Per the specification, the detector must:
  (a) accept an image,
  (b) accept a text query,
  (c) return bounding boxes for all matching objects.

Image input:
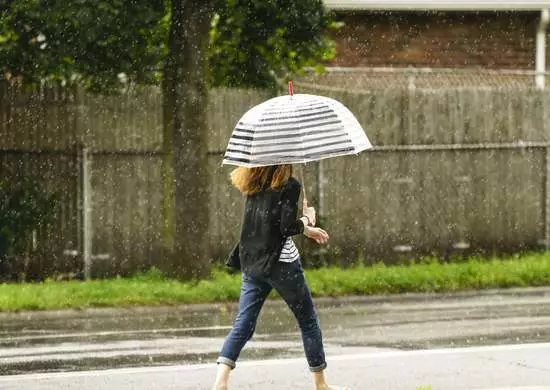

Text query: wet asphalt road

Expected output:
[1,287,550,388]
[1,343,550,390]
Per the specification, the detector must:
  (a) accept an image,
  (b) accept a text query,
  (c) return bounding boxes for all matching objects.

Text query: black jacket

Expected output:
[226,176,304,277]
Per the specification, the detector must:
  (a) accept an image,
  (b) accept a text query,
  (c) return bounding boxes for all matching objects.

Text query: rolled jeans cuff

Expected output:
[216,356,236,370]
[309,362,327,372]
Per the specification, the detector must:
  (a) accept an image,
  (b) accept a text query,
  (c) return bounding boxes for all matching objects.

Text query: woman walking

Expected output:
[212,164,347,390]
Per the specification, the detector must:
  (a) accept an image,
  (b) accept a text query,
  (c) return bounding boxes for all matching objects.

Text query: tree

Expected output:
[162,0,214,277]
[0,0,166,90]
[160,0,336,277]
[1,0,335,90]
[1,0,335,277]
[209,0,336,88]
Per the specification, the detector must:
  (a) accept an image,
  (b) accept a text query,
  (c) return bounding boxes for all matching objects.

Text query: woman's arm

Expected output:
[303,225,329,244]
[279,178,330,244]
[280,180,305,237]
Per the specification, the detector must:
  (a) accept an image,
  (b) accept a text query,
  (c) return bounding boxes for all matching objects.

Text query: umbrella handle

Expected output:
[299,164,307,203]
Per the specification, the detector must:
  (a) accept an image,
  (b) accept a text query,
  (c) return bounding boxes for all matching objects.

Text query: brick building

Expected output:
[319,1,550,88]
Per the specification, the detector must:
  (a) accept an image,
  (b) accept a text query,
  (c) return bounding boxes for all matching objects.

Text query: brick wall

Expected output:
[329,11,549,69]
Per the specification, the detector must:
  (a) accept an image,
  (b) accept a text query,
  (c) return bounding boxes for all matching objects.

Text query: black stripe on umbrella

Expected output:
[241,113,339,128]
[229,133,350,148]
[226,139,353,157]
[235,120,344,133]
[261,103,330,115]
[223,147,357,165]
[236,128,347,142]
[259,108,334,122]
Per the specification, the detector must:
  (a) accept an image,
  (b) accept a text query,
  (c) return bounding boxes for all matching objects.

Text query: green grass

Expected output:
[1,253,550,312]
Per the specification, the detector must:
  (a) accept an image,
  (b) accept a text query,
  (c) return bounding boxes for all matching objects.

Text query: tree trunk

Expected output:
[162,0,214,278]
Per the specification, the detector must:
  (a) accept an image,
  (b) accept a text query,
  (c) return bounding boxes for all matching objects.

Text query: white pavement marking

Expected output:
[0,342,548,382]
[477,388,550,390]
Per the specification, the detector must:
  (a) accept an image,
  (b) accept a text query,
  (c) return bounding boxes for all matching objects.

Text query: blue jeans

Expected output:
[217,259,327,372]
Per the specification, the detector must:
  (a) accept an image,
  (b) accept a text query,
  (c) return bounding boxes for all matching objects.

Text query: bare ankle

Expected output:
[312,371,327,389]
[212,363,231,390]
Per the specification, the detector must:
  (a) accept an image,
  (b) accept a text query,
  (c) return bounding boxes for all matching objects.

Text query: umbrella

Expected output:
[222,81,372,168]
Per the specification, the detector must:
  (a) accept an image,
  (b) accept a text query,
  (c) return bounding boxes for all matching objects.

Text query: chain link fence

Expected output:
[297,67,550,90]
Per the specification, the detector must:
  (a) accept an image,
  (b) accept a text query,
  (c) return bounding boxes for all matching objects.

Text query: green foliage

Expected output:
[209,0,337,88]
[304,254,550,296]
[1,253,550,311]
[0,178,58,276]
[0,0,167,91]
[131,267,167,282]
[1,0,335,91]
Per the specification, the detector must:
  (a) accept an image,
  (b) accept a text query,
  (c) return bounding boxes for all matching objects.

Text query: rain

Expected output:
[1,0,550,389]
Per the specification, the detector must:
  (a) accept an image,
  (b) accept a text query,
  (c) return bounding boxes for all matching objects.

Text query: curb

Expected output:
[0,286,549,319]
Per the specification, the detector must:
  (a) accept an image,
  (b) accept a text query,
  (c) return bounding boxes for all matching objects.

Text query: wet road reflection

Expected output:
[1,288,549,375]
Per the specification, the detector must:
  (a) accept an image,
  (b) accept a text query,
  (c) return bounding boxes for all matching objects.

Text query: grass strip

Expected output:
[1,253,550,312]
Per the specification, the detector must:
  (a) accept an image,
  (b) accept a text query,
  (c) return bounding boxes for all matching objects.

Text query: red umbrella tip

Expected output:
[288,81,293,96]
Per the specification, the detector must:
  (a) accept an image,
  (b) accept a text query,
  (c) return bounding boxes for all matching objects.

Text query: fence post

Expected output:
[545,146,550,251]
[79,145,92,279]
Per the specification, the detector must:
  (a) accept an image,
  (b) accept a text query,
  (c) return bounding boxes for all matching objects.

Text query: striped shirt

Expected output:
[279,236,300,263]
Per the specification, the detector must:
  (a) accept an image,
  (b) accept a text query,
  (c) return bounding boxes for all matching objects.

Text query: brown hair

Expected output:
[231,165,292,195]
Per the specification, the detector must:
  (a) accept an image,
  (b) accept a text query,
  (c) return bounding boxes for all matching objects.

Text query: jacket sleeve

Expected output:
[280,179,305,237]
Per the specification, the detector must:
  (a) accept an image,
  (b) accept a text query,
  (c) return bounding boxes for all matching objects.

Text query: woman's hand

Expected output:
[302,199,316,226]
[304,225,329,245]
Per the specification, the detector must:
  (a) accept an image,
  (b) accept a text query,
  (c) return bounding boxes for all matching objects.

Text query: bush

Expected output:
[0,178,58,281]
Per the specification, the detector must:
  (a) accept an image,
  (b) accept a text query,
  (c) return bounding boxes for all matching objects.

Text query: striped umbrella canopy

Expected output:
[222,86,372,168]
